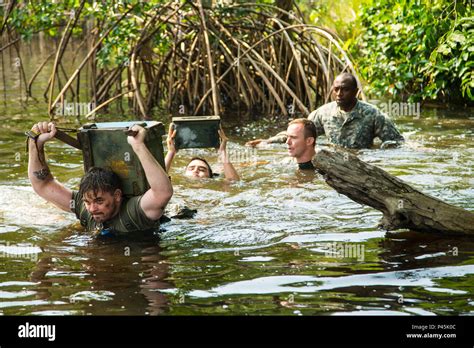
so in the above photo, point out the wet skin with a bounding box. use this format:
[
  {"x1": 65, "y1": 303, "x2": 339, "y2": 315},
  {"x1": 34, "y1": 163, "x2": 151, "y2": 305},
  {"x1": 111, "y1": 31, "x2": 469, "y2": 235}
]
[
  {"x1": 82, "y1": 189, "x2": 122, "y2": 223},
  {"x1": 286, "y1": 123, "x2": 315, "y2": 163},
  {"x1": 333, "y1": 75, "x2": 358, "y2": 111},
  {"x1": 185, "y1": 159, "x2": 211, "y2": 179}
]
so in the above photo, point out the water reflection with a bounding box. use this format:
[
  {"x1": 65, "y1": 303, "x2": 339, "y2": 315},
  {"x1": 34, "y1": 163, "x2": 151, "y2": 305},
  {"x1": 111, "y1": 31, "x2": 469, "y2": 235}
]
[
  {"x1": 0, "y1": 217, "x2": 172, "y2": 315},
  {"x1": 0, "y1": 45, "x2": 473, "y2": 315}
]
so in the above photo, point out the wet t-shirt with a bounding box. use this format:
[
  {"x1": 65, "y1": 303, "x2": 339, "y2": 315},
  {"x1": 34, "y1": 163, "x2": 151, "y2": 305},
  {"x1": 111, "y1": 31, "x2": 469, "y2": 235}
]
[{"x1": 71, "y1": 191, "x2": 159, "y2": 234}]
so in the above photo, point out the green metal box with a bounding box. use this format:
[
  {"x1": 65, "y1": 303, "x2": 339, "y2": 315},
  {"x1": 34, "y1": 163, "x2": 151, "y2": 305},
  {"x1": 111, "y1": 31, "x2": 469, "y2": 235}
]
[
  {"x1": 77, "y1": 121, "x2": 166, "y2": 197},
  {"x1": 172, "y1": 116, "x2": 220, "y2": 149}
]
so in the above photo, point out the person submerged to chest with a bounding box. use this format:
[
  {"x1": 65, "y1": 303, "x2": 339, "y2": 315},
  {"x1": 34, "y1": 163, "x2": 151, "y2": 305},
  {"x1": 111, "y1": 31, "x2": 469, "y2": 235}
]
[
  {"x1": 72, "y1": 188, "x2": 159, "y2": 236},
  {"x1": 312, "y1": 100, "x2": 393, "y2": 148}
]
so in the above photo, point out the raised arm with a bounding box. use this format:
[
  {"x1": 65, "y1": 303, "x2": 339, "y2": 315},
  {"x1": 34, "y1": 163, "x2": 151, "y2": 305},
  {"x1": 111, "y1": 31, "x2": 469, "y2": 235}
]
[
  {"x1": 128, "y1": 125, "x2": 173, "y2": 221},
  {"x1": 27, "y1": 122, "x2": 73, "y2": 212},
  {"x1": 218, "y1": 127, "x2": 240, "y2": 181},
  {"x1": 164, "y1": 123, "x2": 177, "y2": 173}
]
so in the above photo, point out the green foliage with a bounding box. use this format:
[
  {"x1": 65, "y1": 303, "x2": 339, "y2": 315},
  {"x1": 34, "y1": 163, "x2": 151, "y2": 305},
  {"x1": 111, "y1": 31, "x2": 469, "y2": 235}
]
[
  {"x1": 426, "y1": 16, "x2": 474, "y2": 101},
  {"x1": 5, "y1": 0, "x2": 81, "y2": 39},
  {"x1": 351, "y1": 0, "x2": 473, "y2": 102},
  {"x1": 4, "y1": 0, "x2": 471, "y2": 111},
  {"x1": 296, "y1": 0, "x2": 364, "y2": 42},
  {"x1": 3, "y1": 1, "x2": 169, "y2": 67}
]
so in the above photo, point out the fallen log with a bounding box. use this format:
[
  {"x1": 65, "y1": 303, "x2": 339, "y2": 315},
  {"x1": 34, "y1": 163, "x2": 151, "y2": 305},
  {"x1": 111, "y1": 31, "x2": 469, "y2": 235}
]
[{"x1": 311, "y1": 148, "x2": 474, "y2": 235}]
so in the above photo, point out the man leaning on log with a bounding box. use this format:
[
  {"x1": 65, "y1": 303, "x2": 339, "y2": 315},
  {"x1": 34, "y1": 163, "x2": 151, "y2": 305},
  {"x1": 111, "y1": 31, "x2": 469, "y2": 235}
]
[{"x1": 246, "y1": 73, "x2": 404, "y2": 149}]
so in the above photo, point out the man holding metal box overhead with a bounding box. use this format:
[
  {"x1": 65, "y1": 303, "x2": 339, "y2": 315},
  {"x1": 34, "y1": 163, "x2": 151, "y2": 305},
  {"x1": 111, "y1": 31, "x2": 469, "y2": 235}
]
[
  {"x1": 165, "y1": 116, "x2": 240, "y2": 182},
  {"x1": 27, "y1": 122, "x2": 173, "y2": 236}
]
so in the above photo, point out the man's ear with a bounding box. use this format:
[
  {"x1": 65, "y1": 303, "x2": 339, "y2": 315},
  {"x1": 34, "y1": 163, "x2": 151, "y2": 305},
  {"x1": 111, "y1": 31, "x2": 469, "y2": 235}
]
[
  {"x1": 306, "y1": 137, "x2": 315, "y2": 147},
  {"x1": 113, "y1": 189, "x2": 122, "y2": 201}
]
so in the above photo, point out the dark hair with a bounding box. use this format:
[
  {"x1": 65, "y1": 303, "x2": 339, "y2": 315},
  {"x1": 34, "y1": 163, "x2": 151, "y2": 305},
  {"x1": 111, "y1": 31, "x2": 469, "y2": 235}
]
[
  {"x1": 289, "y1": 118, "x2": 317, "y2": 147},
  {"x1": 336, "y1": 72, "x2": 358, "y2": 90},
  {"x1": 186, "y1": 157, "x2": 213, "y2": 178},
  {"x1": 79, "y1": 167, "x2": 122, "y2": 198}
]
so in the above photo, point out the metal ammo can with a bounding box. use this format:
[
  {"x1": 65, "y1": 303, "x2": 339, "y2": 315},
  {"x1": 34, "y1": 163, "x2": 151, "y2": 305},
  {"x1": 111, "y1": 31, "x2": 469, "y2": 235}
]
[
  {"x1": 77, "y1": 121, "x2": 166, "y2": 197},
  {"x1": 171, "y1": 116, "x2": 220, "y2": 149}
]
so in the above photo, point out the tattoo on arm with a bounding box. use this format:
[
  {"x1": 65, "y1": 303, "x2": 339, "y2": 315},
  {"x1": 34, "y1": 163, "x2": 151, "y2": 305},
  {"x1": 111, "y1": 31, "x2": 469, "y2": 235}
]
[{"x1": 33, "y1": 168, "x2": 50, "y2": 180}]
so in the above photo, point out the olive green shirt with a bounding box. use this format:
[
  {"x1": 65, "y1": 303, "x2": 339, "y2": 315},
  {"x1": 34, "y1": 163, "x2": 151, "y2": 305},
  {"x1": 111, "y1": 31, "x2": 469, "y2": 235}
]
[
  {"x1": 269, "y1": 100, "x2": 404, "y2": 149},
  {"x1": 72, "y1": 191, "x2": 159, "y2": 234}
]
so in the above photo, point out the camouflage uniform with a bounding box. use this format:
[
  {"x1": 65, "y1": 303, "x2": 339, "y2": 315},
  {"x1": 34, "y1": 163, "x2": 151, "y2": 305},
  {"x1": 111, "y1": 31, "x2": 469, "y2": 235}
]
[{"x1": 268, "y1": 100, "x2": 404, "y2": 149}]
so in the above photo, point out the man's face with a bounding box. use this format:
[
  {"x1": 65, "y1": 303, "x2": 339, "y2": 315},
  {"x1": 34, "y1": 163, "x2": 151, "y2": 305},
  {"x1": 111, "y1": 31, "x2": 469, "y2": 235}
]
[
  {"x1": 83, "y1": 189, "x2": 121, "y2": 223},
  {"x1": 333, "y1": 76, "x2": 358, "y2": 109},
  {"x1": 286, "y1": 123, "x2": 312, "y2": 159},
  {"x1": 185, "y1": 159, "x2": 211, "y2": 179}
]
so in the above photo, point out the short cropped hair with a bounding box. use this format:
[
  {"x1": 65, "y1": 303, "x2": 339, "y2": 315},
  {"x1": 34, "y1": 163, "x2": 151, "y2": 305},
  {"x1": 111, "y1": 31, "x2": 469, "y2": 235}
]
[
  {"x1": 289, "y1": 118, "x2": 317, "y2": 146},
  {"x1": 79, "y1": 167, "x2": 122, "y2": 198},
  {"x1": 336, "y1": 72, "x2": 358, "y2": 90},
  {"x1": 186, "y1": 157, "x2": 213, "y2": 178}
]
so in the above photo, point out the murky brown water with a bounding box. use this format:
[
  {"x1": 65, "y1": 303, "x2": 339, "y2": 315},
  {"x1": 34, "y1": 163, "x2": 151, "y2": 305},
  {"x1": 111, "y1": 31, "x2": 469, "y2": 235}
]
[{"x1": 0, "y1": 40, "x2": 473, "y2": 315}]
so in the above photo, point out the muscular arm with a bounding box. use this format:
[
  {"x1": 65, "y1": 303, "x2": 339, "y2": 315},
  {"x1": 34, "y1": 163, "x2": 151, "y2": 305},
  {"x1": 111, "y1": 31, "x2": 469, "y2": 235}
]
[
  {"x1": 245, "y1": 130, "x2": 287, "y2": 147},
  {"x1": 128, "y1": 125, "x2": 173, "y2": 221},
  {"x1": 27, "y1": 122, "x2": 73, "y2": 212},
  {"x1": 266, "y1": 131, "x2": 288, "y2": 144}
]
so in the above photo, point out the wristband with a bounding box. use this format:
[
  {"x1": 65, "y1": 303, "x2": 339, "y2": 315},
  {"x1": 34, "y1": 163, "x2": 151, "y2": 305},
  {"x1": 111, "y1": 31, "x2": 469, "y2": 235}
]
[{"x1": 25, "y1": 130, "x2": 40, "y2": 140}]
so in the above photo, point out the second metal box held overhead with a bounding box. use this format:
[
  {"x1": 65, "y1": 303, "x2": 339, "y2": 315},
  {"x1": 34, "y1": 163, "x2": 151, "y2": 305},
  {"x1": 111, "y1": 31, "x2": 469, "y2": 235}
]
[
  {"x1": 77, "y1": 121, "x2": 166, "y2": 197},
  {"x1": 171, "y1": 116, "x2": 220, "y2": 149}
]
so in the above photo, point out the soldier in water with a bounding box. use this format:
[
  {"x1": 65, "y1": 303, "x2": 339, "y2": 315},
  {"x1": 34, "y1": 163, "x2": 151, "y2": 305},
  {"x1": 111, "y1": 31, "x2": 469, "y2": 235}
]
[
  {"x1": 285, "y1": 118, "x2": 317, "y2": 171},
  {"x1": 246, "y1": 72, "x2": 404, "y2": 149},
  {"x1": 165, "y1": 124, "x2": 240, "y2": 182},
  {"x1": 27, "y1": 122, "x2": 173, "y2": 236}
]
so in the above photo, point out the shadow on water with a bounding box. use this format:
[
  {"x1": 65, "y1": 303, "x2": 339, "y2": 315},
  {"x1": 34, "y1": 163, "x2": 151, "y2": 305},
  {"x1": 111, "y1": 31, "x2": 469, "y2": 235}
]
[{"x1": 0, "y1": 41, "x2": 474, "y2": 315}]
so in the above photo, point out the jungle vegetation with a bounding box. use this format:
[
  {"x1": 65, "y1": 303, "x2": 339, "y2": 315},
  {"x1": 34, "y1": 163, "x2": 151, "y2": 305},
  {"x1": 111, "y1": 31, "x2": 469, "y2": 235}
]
[{"x1": 0, "y1": 0, "x2": 472, "y2": 121}]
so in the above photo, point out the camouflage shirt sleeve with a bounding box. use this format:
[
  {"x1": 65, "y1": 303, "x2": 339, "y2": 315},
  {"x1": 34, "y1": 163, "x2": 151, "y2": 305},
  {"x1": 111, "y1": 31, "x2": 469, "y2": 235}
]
[
  {"x1": 71, "y1": 191, "x2": 84, "y2": 220},
  {"x1": 307, "y1": 109, "x2": 325, "y2": 137},
  {"x1": 374, "y1": 111, "x2": 404, "y2": 144}
]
